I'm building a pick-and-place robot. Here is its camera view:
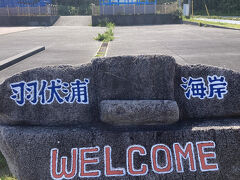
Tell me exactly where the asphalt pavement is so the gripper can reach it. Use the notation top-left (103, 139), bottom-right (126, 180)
top-left (54, 16), bottom-right (92, 26)
top-left (107, 24), bottom-right (240, 71)
top-left (0, 16), bottom-right (104, 83)
top-left (1, 19), bottom-right (240, 84)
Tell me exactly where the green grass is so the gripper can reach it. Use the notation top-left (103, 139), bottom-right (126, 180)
top-left (95, 52), bottom-right (105, 57)
top-left (95, 22), bottom-right (115, 42)
top-left (0, 153), bottom-right (7, 170)
top-left (0, 176), bottom-right (17, 180)
top-left (183, 16), bottom-right (240, 30)
top-left (96, 18), bottom-right (112, 27)
top-left (0, 153), bottom-right (16, 180)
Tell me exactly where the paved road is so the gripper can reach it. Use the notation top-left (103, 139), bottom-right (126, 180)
top-left (54, 16), bottom-right (92, 26)
top-left (0, 27), bottom-right (39, 35)
top-left (107, 24), bottom-right (240, 71)
top-left (0, 16), bottom-right (104, 83)
top-left (1, 21), bottom-right (240, 84)
top-left (0, 27), bottom-right (46, 61)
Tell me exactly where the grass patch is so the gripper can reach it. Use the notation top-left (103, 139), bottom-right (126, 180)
top-left (95, 22), bottom-right (115, 42)
top-left (95, 52), bottom-right (105, 57)
top-left (183, 16), bottom-right (240, 30)
top-left (0, 153), bottom-right (7, 170)
top-left (0, 153), bottom-right (16, 180)
top-left (0, 176), bottom-right (17, 180)
top-left (96, 18), bottom-right (115, 27)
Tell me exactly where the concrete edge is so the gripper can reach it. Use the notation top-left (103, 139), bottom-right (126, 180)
top-left (92, 14), bottom-right (181, 26)
top-left (0, 16), bottom-right (60, 26)
top-left (182, 20), bottom-right (240, 31)
top-left (0, 46), bottom-right (45, 71)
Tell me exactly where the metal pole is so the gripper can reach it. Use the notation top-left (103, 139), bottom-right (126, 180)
top-left (7, 5), bottom-right (10, 16)
top-left (28, 5), bottom-right (30, 16)
top-left (188, 0), bottom-right (191, 16)
top-left (39, 5), bottom-right (41, 15)
top-left (204, 2), bottom-right (210, 16)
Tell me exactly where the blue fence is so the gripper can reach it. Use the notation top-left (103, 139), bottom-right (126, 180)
top-left (99, 0), bottom-right (157, 6)
top-left (0, 0), bottom-right (52, 7)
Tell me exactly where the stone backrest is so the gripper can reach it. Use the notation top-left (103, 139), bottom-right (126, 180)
top-left (0, 55), bottom-right (239, 126)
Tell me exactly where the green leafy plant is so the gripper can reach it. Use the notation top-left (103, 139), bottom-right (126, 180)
top-left (97, 18), bottom-right (110, 27)
top-left (95, 22), bottom-right (115, 42)
top-left (106, 22), bottom-right (115, 29)
top-left (0, 176), bottom-right (17, 180)
top-left (0, 153), bottom-right (15, 180)
top-left (0, 153), bottom-right (7, 170)
top-left (172, 8), bottom-right (182, 18)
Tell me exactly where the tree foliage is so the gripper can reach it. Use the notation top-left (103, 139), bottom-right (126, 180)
top-left (52, 0), bottom-right (98, 15)
top-left (193, 0), bottom-right (240, 16)
top-left (52, 0), bottom-right (240, 16)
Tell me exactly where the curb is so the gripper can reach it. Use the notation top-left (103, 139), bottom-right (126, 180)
top-left (0, 46), bottom-right (45, 71)
top-left (95, 42), bottom-right (109, 58)
top-left (182, 20), bottom-right (240, 31)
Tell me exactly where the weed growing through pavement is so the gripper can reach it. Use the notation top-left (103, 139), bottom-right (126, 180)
top-left (95, 22), bottom-right (115, 42)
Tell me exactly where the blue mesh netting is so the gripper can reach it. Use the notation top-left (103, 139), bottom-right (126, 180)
top-left (0, 0), bottom-right (52, 7)
top-left (99, 0), bottom-right (157, 6)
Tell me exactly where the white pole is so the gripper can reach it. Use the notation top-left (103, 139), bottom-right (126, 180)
top-left (7, 5), bottom-right (10, 16)
top-left (28, 5), bottom-right (30, 16)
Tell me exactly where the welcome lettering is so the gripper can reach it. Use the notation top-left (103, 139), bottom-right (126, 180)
top-left (50, 141), bottom-right (219, 180)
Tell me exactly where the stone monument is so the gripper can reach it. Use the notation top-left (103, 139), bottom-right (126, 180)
top-left (0, 55), bottom-right (239, 179)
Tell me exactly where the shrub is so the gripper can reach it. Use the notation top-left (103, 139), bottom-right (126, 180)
top-left (95, 22), bottom-right (115, 42)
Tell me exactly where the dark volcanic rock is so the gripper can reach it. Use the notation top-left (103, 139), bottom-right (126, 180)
top-left (175, 64), bottom-right (240, 120)
top-left (0, 119), bottom-right (240, 180)
top-left (1, 55), bottom-right (240, 123)
top-left (0, 64), bottom-right (96, 126)
top-left (0, 55), bottom-right (240, 180)
top-left (0, 55), bottom-right (176, 126)
top-left (92, 55), bottom-right (176, 101)
top-left (100, 100), bottom-right (179, 125)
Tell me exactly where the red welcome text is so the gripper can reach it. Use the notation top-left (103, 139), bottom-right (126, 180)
top-left (50, 141), bottom-right (218, 180)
